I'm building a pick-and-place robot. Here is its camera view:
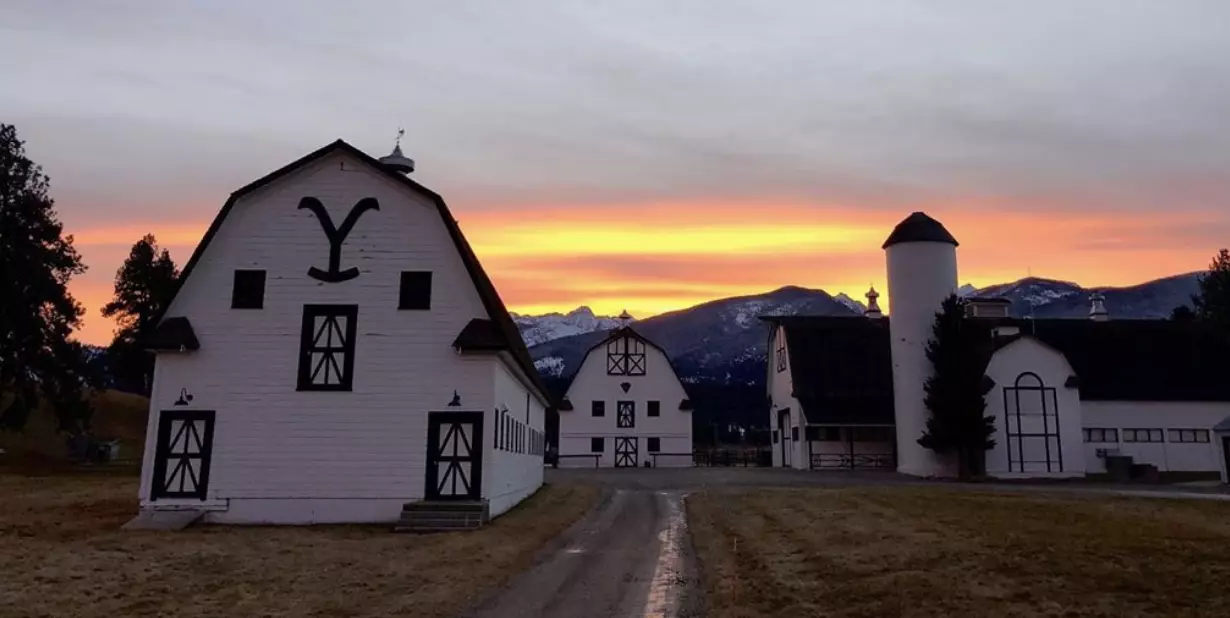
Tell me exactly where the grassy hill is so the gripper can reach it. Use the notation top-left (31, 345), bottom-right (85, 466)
top-left (0, 390), bottom-right (149, 464)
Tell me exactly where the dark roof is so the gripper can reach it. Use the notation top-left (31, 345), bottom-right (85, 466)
top-left (142, 317), bottom-right (200, 351)
top-left (557, 398), bottom-right (574, 411)
top-left (965, 296), bottom-right (1012, 305)
top-left (762, 316), bottom-right (895, 424)
top-left (679, 398), bottom-right (693, 411)
top-left (989, 319), bottom-right (1230, 402)
top-left (452, 319), bottom-right (507, 351)
top-left (881, 211), bottom-right (959, 248)
top-left (153, 140), bottom-right (550, 406)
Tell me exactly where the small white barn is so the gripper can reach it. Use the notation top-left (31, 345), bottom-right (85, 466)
top-left (136, 139), bottom-right (551, 524)
top-left (556, 325), bottom-right (693, 467)
top-left (766, 211), bottom-right (1230, 482)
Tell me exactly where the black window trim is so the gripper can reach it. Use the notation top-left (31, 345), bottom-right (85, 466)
top-left (398, 270), bottom-right (433, 310)
top-left (231, 269), bottom-right (267, 309)
top-left (296, 304), bottom-right (359, 391)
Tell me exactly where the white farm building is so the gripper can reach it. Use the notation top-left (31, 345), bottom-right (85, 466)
top-left (136, 139), bottom-right (550, 525)
top-left (767, 212), bottom-right (1230, 482)
top-left (556, 323), bottom-right (693, 467)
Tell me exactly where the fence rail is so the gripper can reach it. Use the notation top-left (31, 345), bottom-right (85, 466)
top-left (810, 453), bottom-right (895, 470)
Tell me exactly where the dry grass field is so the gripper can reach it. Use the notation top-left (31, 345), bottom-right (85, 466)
top-left (688, 487), bottom-right (1230, 618)
top-left (0, 472), bottom-right (599, 618)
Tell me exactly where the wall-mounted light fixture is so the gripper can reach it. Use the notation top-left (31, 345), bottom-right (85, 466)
top-left (448, 390), bottom-right (461, 407)
top-left (173, 388), bottom-right (194, 406)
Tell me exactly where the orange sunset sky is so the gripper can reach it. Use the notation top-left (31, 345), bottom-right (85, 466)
top-left (6, 2), bottom-right (1229, 346)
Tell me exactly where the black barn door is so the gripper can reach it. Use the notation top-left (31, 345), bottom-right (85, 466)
top-left (614, 437), bottom-right (638, 468)
top-left (426, 412), bottom-right (484, 501)
top-left (151, 410), bottom-right (216, 501)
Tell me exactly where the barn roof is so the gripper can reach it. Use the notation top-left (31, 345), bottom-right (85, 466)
top-left (761, 315), bottom-right (895, 425)
top-left (151, 139), bottom-right (551, 406)
top-left (987, 319), bottom-right (1230, 402)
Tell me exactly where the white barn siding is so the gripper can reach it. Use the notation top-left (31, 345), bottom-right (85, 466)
top-left (767, 325), bottom-right (802, 468)
top-left (1081, 401), bottom-right (1230, 474)
top-left (138, 151), bottom-right (498, 523)
top-left (485, 359), bottom-right (546, 517)
top-left (984, 338), bottom-right (1085, 479)
top-left (559, 331), bottom-right (692, 467)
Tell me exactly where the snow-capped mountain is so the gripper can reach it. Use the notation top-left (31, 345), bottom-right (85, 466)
top-left (972, 273), bottom-right (1199, 319)
top-left (833, 293), bottom-right (867, 314)
top-left (523, 273), bottom-right (1201, 386)
top-left (527, 286), bottom-right (858, 383)
top-left (511, 306), bottom-right (629, 346)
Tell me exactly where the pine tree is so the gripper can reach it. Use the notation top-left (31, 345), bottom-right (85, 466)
top-left (0, 124), bottom-right (89, 431)
top-left (917, 294), bottom-right (996, 479)
top-left (1192, 249), bottom-right (1230, 334)
top-left (101, 235), bottom-right (179, 395)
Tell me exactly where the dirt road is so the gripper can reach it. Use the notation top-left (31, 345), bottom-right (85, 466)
top-left (468, 489), bottom-right (695, 618)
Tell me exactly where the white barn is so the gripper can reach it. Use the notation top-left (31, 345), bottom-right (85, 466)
top-left (556, 325), bottom-right (693, 467)
top-left (767, 211), bottom-right (1230, 482)
top-left (136, 139), bottom-right (551, 525)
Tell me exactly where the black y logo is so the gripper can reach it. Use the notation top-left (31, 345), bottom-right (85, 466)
top-left (299, 197), bottom-right (380, 282)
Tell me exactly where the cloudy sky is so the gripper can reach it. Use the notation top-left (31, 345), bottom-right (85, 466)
top-left (4, 1), bottom-right (1229, 344)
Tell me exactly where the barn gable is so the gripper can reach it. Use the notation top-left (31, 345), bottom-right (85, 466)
top-left (152, 139), bottom-right (547, 405)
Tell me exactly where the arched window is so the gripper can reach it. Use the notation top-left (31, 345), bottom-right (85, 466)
top-left (1003, 371), bottom-right (1063, 473)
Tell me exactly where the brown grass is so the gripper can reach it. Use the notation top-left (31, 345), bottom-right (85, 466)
top-left (687, 487), bottom-right (1230, 618)
top-left (0, 390), bottom-right (150, 462)
top-left (0, 473), bottom-right (599, 618)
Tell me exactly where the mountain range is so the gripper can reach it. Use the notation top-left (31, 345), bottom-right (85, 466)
top-left (519, 272), bottom-right (1202, 384)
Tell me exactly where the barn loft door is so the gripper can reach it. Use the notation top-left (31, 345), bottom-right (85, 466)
top-left (1004, 372), bottom-right (1063, 473)
top-left (151, 410), bottom-right (216, 501)
top-left (426, 412), bottom-right (484, 501)
top-left (614, 437), bottom-right (638, 468)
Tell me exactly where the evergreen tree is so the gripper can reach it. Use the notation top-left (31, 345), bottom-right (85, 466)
top-left (1192, 249), bottom-right (1230, 334)
top-left (0, 124), bottom-right (89, 431)
top-left (101, 234), bottom-right (179, 395)
top-left (1170, 305), bottom-right (1196, 322)
top-left (917, 294), bottom-right (996, 479)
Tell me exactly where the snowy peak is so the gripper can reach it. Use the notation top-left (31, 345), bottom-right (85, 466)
top-left (833, 293), bottom-right (867, 314)
top-left (512, 307), bottom-right (629, 346)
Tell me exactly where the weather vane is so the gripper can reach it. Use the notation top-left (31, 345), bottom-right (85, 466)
top-left (395, 127), bottom-right (405, 149)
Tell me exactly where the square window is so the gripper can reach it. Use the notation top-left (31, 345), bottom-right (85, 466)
top-left (398, 271), bottom-right (432, 310)
top-left (647, 437), bottom-right (661, 452)
top-left (591, 437), bottom-right (604, 453)
top-left (297, 305), bottom-right (358, 391)
top-left (231, 270), bottom-right (266, 309)
top-left (648, 400), bottom-right (660, 417)
top-left (592, 401), bottom-right (605, 417)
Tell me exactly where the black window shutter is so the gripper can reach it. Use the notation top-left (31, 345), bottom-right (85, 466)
top-left (399, 271), bottom-right (433, 310)
top-left (231, 270), bottom-right (266, 309)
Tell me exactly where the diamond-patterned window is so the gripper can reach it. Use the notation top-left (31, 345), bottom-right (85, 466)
top-left (617, 400), bottom-right (635, 428)
top-left (606, 335), bottom-right (646, 376)
top-left (297, 305), bottom-right (358, 391)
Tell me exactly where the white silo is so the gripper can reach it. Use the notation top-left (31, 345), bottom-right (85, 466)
top-left (883, 212), bottom-right (959, 477)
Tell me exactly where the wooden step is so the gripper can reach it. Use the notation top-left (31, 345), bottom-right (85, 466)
top-left (395, 500), bottom-right (489, 532)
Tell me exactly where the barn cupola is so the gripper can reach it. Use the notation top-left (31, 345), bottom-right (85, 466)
top-left (378, 128), bottom-right (416, 175)
top-left (864, 286), bottom-right (883, 318)
top-left (618, 309), bottom-right (633, 329)
top-left (1089, 291), bottom-right (1109, 321)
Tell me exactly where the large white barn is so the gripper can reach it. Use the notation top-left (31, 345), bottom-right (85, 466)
top-left (136, 139), bottom-right (551, 524)
top-left (556, 324), bottom-right (693, 467)
top-left (767, 212), bottom-right (1230, 481)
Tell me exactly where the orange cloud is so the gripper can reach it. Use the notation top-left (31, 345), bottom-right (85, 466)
top-left (67, 201), bottom-right (1226, 345)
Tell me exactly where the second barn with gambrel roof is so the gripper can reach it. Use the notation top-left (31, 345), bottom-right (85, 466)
top-left (556, 315), bottom-right (693, 467)
top-left (135, 138), bottom-right (551, 526)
